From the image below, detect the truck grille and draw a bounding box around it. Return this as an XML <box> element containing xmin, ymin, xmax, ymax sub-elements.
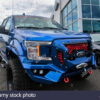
<box><xmin>65</xmin><ymin>43</ymin><xmax>88</xmax><ymax>54</ymax></box>
<box><xmin>56</xmin><ymin>43</ymin><xmax>91</xmax><ymax>66</ymax></box>
<box><xmin>56</xmin><ymin>43</ymin><xmax>89</xmax><ymax>64</ymax></box>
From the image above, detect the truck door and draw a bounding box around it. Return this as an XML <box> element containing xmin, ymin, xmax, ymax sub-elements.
<box><xmin>0</xmin><ymin>17</ymin><xmax>11</xmax><ymax>43</ymax></box>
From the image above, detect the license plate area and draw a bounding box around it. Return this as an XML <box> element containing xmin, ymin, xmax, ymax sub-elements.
<box><xmin>81</xmin><ymin>71</ymin><xmax>88</xmax><ymax>77</ymax></box>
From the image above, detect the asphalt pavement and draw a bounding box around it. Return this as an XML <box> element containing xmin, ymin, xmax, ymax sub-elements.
<box><xmin>0</xmin><ymin>66</ymin><xmax>100</xmax><ymax>91</ymax></box>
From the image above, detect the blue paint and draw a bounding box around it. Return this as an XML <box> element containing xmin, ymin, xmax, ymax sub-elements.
<box><xmin>45</xmin><ymin>71</ymin><xmax>62</xmax><ymax>82</ymax></box>
<box><xmin>0</xmin><ymin>15</ymin><xmax>97</xmax><ymax>84</ymax></box>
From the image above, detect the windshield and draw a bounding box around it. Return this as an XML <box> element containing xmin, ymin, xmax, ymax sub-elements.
<box><xmin>14</xmin><ymin>16</ymin><xmax>64</xmax><ymax>30</ymax></box>
<box><xmin>90</xmin><ymin>34</ymin><xmax>100</xmax><ymax>42</ymax></box>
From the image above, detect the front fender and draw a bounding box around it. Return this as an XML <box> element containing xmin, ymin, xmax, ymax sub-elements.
<box><xmin>7</xmin><ymin>39</ymin><xmax>24</xmax><ymax>56</ymax></box>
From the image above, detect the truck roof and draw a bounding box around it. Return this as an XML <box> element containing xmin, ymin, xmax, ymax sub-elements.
<box><xmin>12</xmin><ymin>15</ymin><xmax>50</xmax><ymax>19</ymax></box>
<box><xmin>2</xmin><ymin>15</ymin><xmax>50</xmax><ymax>24</ymax></box>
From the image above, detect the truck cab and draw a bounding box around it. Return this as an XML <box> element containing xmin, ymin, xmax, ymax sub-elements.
<box><xmin>0</xmin><ymin>15</ymin><xmax>97</xmax><ymax>90</ymax></box>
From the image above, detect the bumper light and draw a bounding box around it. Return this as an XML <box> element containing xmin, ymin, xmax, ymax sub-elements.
<box><xmin>39</xmin><ymin>70</ymin><xmax>44</xmax><ymax>75</ymax></box>
<box><xmin>32</xmin><ymin>69</ymin><xmax>50</xmax><ymax>76</ymax></box>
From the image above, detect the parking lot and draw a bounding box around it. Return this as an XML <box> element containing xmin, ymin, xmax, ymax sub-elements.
<box><xmin>0</xmin><ymin>66</ymin><xmax>100</xmax><ymax>91</ymax></box>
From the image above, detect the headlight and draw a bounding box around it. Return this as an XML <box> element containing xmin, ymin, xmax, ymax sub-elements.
<box><xmin>24</xmin><ymin>41</ymin><xmax>52</xmax><ymax>61</ymax></box>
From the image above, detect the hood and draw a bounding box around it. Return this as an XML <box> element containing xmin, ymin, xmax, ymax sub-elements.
<box><xmin>93</xmin><ymin>43</ymin><xmax>100</xmax><ymax>50</ymax></box>
<box><xmin>14</xmin><ymin>29</ymin><xmax>90</xmax><ymax>41</ymax></box>
<box><xmin>90</xmin><ymin>34</ymin><xmax>100</xmax><ymax>42</ymax></box>
<box><xmin>90</xmin><ymin>34</ymin><xmax>100</xmax><ymax>50</ymax></box>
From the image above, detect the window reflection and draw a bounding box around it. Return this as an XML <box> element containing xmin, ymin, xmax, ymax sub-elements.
<box><xmin>73</xmin><ymin>21</ymin><xmax>78</xmax><ymax>32</ymax></box>
<box><xmin>68</xmin><ymin>2</ymin><xmax>72</xmax><ymax>13</ymax></box>
<box><xmin>82</xmin><ymin>5</ymin><xmax>91</xmax><ymax>18</ymax></box>
<box><xmin>82</xmin><ymin>0</ymin><xmax>90</xmax><ymax>4</ymax></box>
<box><xmin>72</xmin><ymin>0</ymin><xmax>77</xmax><ymax>9</ymax></box>
<box><xmin>68</xmin><ymin>13</ymin><xmax>72</xmax><ymax>25</ymax></box>
<box><xmin>83</xmin><ymin>20</ymin><xmax>92</xmax><ymax>33</ymax></box>
<box><xmin>92</xmin><ymin>6</ymin><xmax>100</xmax><ymax>18</ymax></box>
<box><xmin>91</xmin><ymin>0</ymin><xmax>99</xmax><ymax>5</ymax></box>
<box><xmin>92</xmin><ymin>20</ymin><xmax>100</xmax><ymax>32</ymax></box>
<box><xmin>82</xmin><ymin>0</ymin><xmax>100</xmax><ymax>33</ymax></box>
<box><xmin>73</xmin><ymin>8</ymin><xmax>78</xmax><ymax>21</ymax></box>
<box><xmin>62</xmin><ymin>0</ymin><xmax>77</xmax><ymax>32</ymax></box>
<box><xmin>68</xmin><ymin>25</ymin><xmax>72</xmax><ymax>31</ymax></box>
<box><xmin>63</xmin><ymin>7</ymin><xmax>67</xmax><ymax>17</ymax></box>
<box><xmin>63</xmin><ymin>17</ymin><xmax>67</xmax><ymax>27</ymax></box>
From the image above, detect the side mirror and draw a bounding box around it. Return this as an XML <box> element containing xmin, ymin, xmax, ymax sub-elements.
<box><xmin>0</xmin><ymin>26</ymin><xmax>8</xmax><ymax>34</ymax></box>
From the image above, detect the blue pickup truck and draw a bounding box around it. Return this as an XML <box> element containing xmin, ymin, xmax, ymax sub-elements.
<box><xmin>0</xmin><ymin>15</ymin><xmax>97</xmax><ymax>90</ymax></box>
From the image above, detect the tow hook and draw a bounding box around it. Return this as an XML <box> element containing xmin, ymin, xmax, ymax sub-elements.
<box><xmin>64</xmin><ymin>77</ymin><xmax>69</xmax><ymax>83</ymax></box>
<box><xmin>88</xmin><ymin>70</ymin><xmax>93</xmax><ymax>75</ymax></box>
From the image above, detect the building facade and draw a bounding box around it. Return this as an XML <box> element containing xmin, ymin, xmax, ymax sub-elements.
<box><xmin>52</xmin><ymin>0</ymin><xmax>100</xmax><ymax>33</ymax></box>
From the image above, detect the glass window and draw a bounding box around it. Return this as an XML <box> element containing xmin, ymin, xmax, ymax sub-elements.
<box><xmin>68</xmin><ymin>1</ymin><xmax>72</xmax><ymax>13</ymax></box>
<box><xmin>60</xmin><ymin>12</ymin><xmax>63</xmax><ymax>25</ymax></box>
<box><xmin>5</xmin><ymin>18</ymin><xmax>12</xmax><ymax>30</ymax></box>
<box><xmin>63</xmin><ymin>17</ymin><xmax>67</xmax><ymax>27</ymax></box>
<box><xmin>92</xmin><ymin>20</ymin><xmax>100</xmax><ymax>33</ymax></box>
<box><xmin>2</xmin><ymin>19</ymin><xmax>8</xmax><ymax>27</ymax></box>
<box><xmin>91</xmin><ymin>0</ymin><xmax>99</xmax><ymax>5</ymax></box>
<box><xmin>63</xmin><ymin>7</ymin><xmax>67</xmax><ymax>17</ymax></box>
<box><xmin>92</xmin><ymin>6</ymin><xmax>100</xmax><ymax>18</ymax></box>
<box><xmin>72</xmin><ymin>0</ymin><xmax>77</xmax><ymax>9</ymax></box>
<box><xmin>81</xmin><ymin>0</ymin><xmax>90</xmax><ymax>4</ymax></box>
<box><xmin>73</xmin><ymin>21</ymin><xmax>78</xmax><ymax>32</ymax></box>
<box><xmin>68</xmin><ymin>25</ymin><xmax>72</xmax><ymax>31</ymax></box>
<box><xmin>73</xmin><ymin>8</ymin><xmax>78</xmax><ymax>21</ymax></box>
<box><xmin>15</xmin><ymin>16</ymin><xmax>64</xmax><ymax>29</ymax></box>
<box><xmin>63</xmin><ymin>18</ymin><xmax>65</xmax><ymax>26</ymax></box>
<box><xmin>82</xmin><ymin>5</ymin><xmax>91</xmax><ymax>18</ymax></box>
<box><xmin>67</xmin><ymin>13</ymin><xmax>72</xmax><ymax>25</ymax></box>
<box><xmin>83</xmin><ymin>20</ymin><xmax>92</xmax><ymax>33</ymax></box>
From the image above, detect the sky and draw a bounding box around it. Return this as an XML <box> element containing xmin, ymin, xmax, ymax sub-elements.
<box><xmin>0</xmin><ymin>0</ymin><xmax>55</xmax><ymax>24</ymax></box>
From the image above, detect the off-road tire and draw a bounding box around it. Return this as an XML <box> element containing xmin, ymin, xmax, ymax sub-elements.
<box><xmin>7</xmin><ymin>58</ymin><xmax>34</xmax><ymax>90</ymax></box>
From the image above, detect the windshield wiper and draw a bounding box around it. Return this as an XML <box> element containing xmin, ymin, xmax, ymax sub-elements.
<box><xmin>15</xmin><ymin>26</ymin><xmax>42</xmax><ymax>29</ymax></box>
<box><xmin>42</xmin><ymin>27</ymin><xmax>68</xmax><ymax>30</ymax></box>
<box><xmin>15</xmin><ymin>26</ymin><xmax>68</xmax><ymax>30</ymax></box>
<box><xmin>42</xmin><ymin>27</ymin><xmax>63</xmax><ymax>30</ymax></box>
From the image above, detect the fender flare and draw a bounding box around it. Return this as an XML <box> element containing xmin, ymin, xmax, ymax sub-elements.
<box><xmin>6</xmin><ymin>39</ymin><xmax>24</xmax><ymax>56</ymax></box>
<box><xmin>6</xmin><ymin>46</ymin><xmax>19</xmax><ymax>56</ymax></box>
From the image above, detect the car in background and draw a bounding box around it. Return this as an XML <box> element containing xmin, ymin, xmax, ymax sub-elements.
<box><xmin>91</xmin><ymin>34</ymin><xmax>100</xmax><ymax>69</ymax></box>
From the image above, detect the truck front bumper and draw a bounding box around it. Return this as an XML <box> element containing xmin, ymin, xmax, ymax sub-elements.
<box><xmin>19</xmin><ymin>54</ymin><xmax>97</xmax><ymax>84</ymax></box>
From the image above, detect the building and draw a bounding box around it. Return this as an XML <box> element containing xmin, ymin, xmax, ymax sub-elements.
<box><xmin>52</xmin><ymin>0</ymin><xmax>100</xmax><ymax>33</ymax></box>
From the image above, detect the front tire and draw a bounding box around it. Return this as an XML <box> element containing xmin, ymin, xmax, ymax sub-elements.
<box><xmin>7</xmin><ymin>58</ymin><xmax>34</xmax><ymax>90</ymax></box>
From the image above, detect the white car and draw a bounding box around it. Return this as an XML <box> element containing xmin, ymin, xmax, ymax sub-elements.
<box><xmin>91</xmin><ymin>34</ymin><xmax>100</xmax><ymax>69</ymax></box>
